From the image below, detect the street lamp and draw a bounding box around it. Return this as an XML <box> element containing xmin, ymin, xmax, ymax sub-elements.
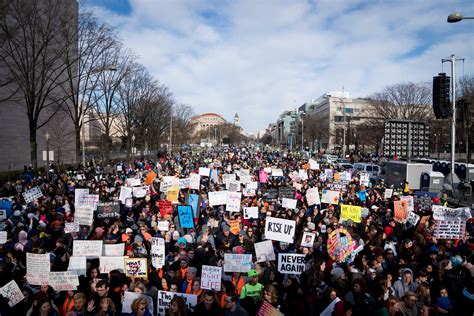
<box><xmin>131</xmin><ymin>134</ymin><xmax>135</xmax><ymax>160</ymax></box>
<box><xmin>81</xmin><ymin>65</ymin><xmax>117</xmax><ymax>168</ymax></box>
<box><xmin>447</xmin><ymin>12</ymin><xmax>474</xmax><ymax>23</ymax></box>
<box><xmin>45</xmin><ymin>132</ymin><xmax>50</xmax><ymax>181</ymax></box>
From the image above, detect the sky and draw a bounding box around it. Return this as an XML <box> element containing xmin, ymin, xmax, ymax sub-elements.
<box><xmin>86</xmin><ymin>0</ymin><xmax>474</xmax><ymax>134</ymax></box>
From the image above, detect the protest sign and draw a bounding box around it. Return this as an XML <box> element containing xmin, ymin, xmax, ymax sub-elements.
<box><xmin>325</xmin><ymin>169</ymin><xmax>333</xmax><ymax>180</ymax></box>
<box><xmin>210</xmin><ymin>169</ymin><xmax>219</xmax><ymax>184</ymax></box>
<box><xmin>320</xmin><ymin>297</ymin><xmax>341</xmax><ymax>316</ymax></box>
<box><xmin>208</xmin><ymin>191</ymin><xmax>228</xmax><ymax>206</ymax></box>
<box><xmin>126</xmin><ymin>178</ymin><xmax>141</xmax><ymax>187</ymax></box>
<box><xmin>288</xmin><ymin>170</ymin><xmax>300</xmax><ymax>182</ymax></box>
<box><xmin>327</xmin><ymin>181</ymin><xmax>348</xmax><ymax>192</ymax></box>
<box><xmin>26</xmin><ymin>253</ymin><xmax>50</xmax><ymax>285</ymax></box>
<box><xmin>293</xmin><ymin>182</ymin><xmax>302</xmax><ymax>191</ymax></box>
<box><xmin>158</xmin><ymin>200</ymin><xmax>172</xmax><ymax>218</ymax></box>
<box><xmin>125</xmin><ymin>258</ymin><xmax>148</xmax><ymax>278</ymax></box>
<box><xmin>321</xmin><ymin>190</ymin><xmax>340</xmax><ymax>205</ymax></box>
<box><xmin>228</xmin><ymin>181</ymin><xmax>241</xmax><ymax>192</ymax></box>
<box><xmin>298</xmin><ymin>169</ymin><xmax>308</xmax><ymax>181</ymax></box>
<box><xmin>243</xmin><ymin>188</ymin><xmax>256</xmax><ymax>197</ymax></box>
<box><xmin>132</xmin><ymin>186</ymin><xmax>148</xmax><ymax>198</ymax></box>
<box><xmin>257</xmin><ymin>300</ymin><xmax>284</xmax><ymax>316</ymax></box>
<box><xmin>0</xmin><ymin>231</ymin><xmax>7</xmax><ymax>244</ymax></box>
<box><xmin>306</xmin><ymin>187</ymin><xmax>321</xmax><ymax>205</ymax></box>
<box><xmin>189</xmin><ymin>173</ymin><xmax>201</xmax><ymax>190</ymax></box>
<box><xmin>227</xmin><ymin>219</ymin><xmax>240</xmax><ymax>235</ymax></box>
<box><xmin>160</xmin><ymin>176</ymin><xmax>177</xmax><ymax>193</ymax></box>
<box><xmin>0</xmin><ymin>280</ymin><xmax>24</xmax><ymax>307</ymax></box>
<box><xmin>64</xmin><ymin>222</ymin><xmax>80</xmax><ymax>234</ymax></box>
<box><xmin>74</xmin><ymin>205</ymin><xmax>94</xmax><ymax>226</ymax></box>
<box><xmin>340</xmin><ymin>204</ymin><xmax>362</xmax><ymax>223</ymax></box>
<box><xmin>68</xmin><ymin>256</ymin><xmax>86</xmax><ymax>276</ymax></box>
<box><xmin>262</xmin><ymin>188</ymin><xmax>278</xmax><ymax>201</ymax></box>
<box><xmin>432</xmin><ymin>205</ymin><xmax>471</xmax><ymax>221</ymax></box>
<box><xmin>223</xmin><ymin>173</ymin><xmax>236</xmax><ymax>184</ymax></box>
<box><xmin>309</xmin><ymin>159</ymin><xmax>319</xmax><ymax>170</ymax></box>
<box><xmin>239</xmin><ymin>175</ymin><xmax>253</xmax><ymax>184</ymax></box>
<box><xmin>359</xmin><ymin>173</ymin><xmax>370</xmax><ymax>186</ymax></box>
<box><xmin>178</xmin><ymin>178</ymin><xmax>191</xmax><ymax>189</ymax></box>
<box><xmin>102</xmin><ymin>244</ymin><xmax>124</xmax><ymax>257</ymax></box>
<box><xmin>357</xmin><ymin>190</ymin><xmax>367</xmax><ymax>202</ymax></box>
<box><xmin>301</xmin><ymin>232</ymin><xmax>316</xmax><ymax>247</ymax></box>
<box><xmin>243</xmin><ymin>206</ymin><xmax>259</xmax><ymax>219</ymax></box>
<box><xmin>145</xmin><ymin>170</ymin><xmax>157</xmax><ymax>185</ymax></box>
<box><xmin>151</xmin><ymin>237</ymin><xmax>165</xmax><ymax>268</ymax></box>
<box><xmin>278</xmin><ymin>253</ymin><xmax>305</xmax><ymax>274</ymax></box>
<box><xmin>265</xmin><ymin>217</ymin><xmax>295</xmax><ymax>243</ymax></box>
<box><xmin>73</xmin><ymin>240</ymin><xmax>103</xmax><ymax>257</ymax></box>
<box><xmin>226</xmin><ymin>191</ymin><xmax>242</xmax><ymax>213</ymax></box>
<box><xmin>158</xmin><ymin>221</ymin><xmax>169</xmax><ymax>231</ymax></box>
<box><xmin>259</xmin><ymin>170</ymin><xmax>269</xmax><ymax>183</ymax></box>
<box><xmin>178</xmin><ymin>205</ymin><xmax>194</xmax><ymax>229</ymax></box>
<box><xmin>434</xmin><ymin>220</ymin><xmax>466</xmax><ymax>239</ymax></box>
<box><xmin>271</xmin><ymin>168</ymin><xmax>284</xmax><ymax>177</ymax></box>
<box><xmin>96</xmin><ymin>201</ymin><xmax>120</xmax><ymax>218</ymax></box>
<box><xmin>157</xmin><ymin>291</ymin><xmax>197</xmax><ymax>315</ymax></box>
<box><xmin>74</xmin><ymin>188</ymin><xmax>89</xmax><ymax>206</ymax></box>
<box><xmin>119</xmin><ymin>187</ymin><xmax>133</xmax><ymax>204</ymax></box>
<box><xmin>76</xmin><ymin>194</ymin><xmax>99</xmax><ymax>209</ymax></box>
<box><xmin>247</xmin><ymin>181</ymin><xmax>258</xmax><ymax>190</ymax></box>
<box><xmin>394</xmin><ymin>200</ymin><xmax>408</xmax><ymax>223</ymax></box>
<box><xmin>279</xmin><ymin>187</ymin><xmax>296</xmax><ymax>199</ymax></box>
<box><xmin>199</xmin><ymin>167</ymin><xmax>210</xmax><ymax>177</ymax></box>
<box><xmin>255</xmin><ymin>240</ymin><xmax>275</xmax><ymax>262</ymax></box>
<box><xmin>281</xmin><ymin>198</ymin><xmax>297</xmax><ymax>209</ymax></box>
<box><xmin>401</xmin><ymin>195</ymin><xmax>414</xmax><ymax>212</ymax></box>
<box><xmin>122</xmin><ymin>292</ymin><xmax>154</xmax><ymax>315</ymax></box>
<box><xmin>116</xmin><ymin>164</ymin><xmax>123</xmax><ymax>172</ymax></box>
<box><xmin>223</xmin><ymin>254</ymin><xmax>252</xmax><ymax>273</ymax></box>
<box><xmin>201</xmin><ymin>265</ymin><xmax>222</xmax><ymax>291</ymax></box>
<box><xmin>99</xmin><ymin>256</ymin><xmax>126</xmax><ymax>273</ymax></box>
<box><xmin>327</xmin><ymin>228</ymin><xmax>354</xmax><ymax>263</ymax></box>
<box><xmin>22</xmin><ymin>186</ymin><xmax>43</xmax><ymax>204</ymax></box>
<box><xmin>49</xmin><ymin>272</ymin><xmax>79</xmax><ymax>291</ymax></box>
<box><xmin>187</xmin><ymin>194</ymin><xmax>200</xmax><ymax>218</ymax></box>
<box><xmin>406</xmin><ymin>211</ymin><xmax>420</xmax><ymax>227</ymax></box>
<box><xmin>336</xmin><ymin>172</ymin><xmax>352</xmax><ymax>182</ymax></box>
<box><xmin>384</xmin><ymin>189</ymin><xmax>393</xmax><ymax>199</ymax></box>
<box><xmin>125</xmin><ymin>198</ymin><xmax>133</xmax><ymax>208</ymax></box>
<box><xmin>414</xmin><ymin>192</ymin><xmax>436</xmax><ymax>211</ymax></box>
<box><xmin>167</xmin><ymin>187</ymin><xmax>179</xmax><ymax>203</ymax></box>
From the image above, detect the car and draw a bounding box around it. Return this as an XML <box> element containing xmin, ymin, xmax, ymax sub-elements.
<box><xmin>352</xmin><ymin>163</ymin><xmax>381</xmax><ymax>180</ymax></box>
<box><xmin>338</xmin><ymin>163</ymin><xmax>353</xmax><ymax>170</ymax></box>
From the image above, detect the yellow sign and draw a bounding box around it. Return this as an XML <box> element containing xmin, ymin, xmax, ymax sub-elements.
<box><xmin>340</xmin><ymin>204</ymin><xmax>362</xmax><ymax>223</ymax></box>
<box><xmin>167</xmin><ymin>187</ymin><xmax>179</xmax><ymax>203</ymax></box>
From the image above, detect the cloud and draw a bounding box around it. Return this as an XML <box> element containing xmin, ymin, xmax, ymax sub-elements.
<box><xmin>86</xmin><ymin>0</ymin><xmax>474</xmax><ymax>134</ymax></box>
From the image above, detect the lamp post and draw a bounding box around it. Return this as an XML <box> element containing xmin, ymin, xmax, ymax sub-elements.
<box><xmin>447</xmin><ymin>12</ymin><xmax>474</xmax><ymax>23</ymax></box>
<box><xmin>131</xmin><ymin>134</ymin><xmax>135</xmax><ymax>160</ymax></box>
<box><xmin>45</xmin><ymin>132</ymin><xmax>50</xmax><ymax>181</ymax></box>
<box><xmin>81</xmin><ymin>65</ymin><xmax>117</xmax><ymax>168</ymax></box>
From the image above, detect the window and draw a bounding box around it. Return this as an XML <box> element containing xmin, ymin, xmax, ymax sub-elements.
<box><xmin>366</xmin><ymin>166</ymin><xmax>373</xmax><ymax>171</ymax></box>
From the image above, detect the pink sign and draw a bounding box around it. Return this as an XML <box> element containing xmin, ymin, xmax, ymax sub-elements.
<box><xmin>259</xmin><ymin>170</ymin><xmax>268</xmax><ymax>183</ymax></box>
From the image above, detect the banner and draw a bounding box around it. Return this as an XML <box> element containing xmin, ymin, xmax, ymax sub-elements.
<box><xmin>226</xmin><ymin>192</ymin><xmax>242</xmax><ymax>213</ymax></box>
<box><xmin>178</xmin><ymin>205</ymin><xmax>194</xmax><ymax>229</ymax></box>
<box><xmin>74</xmin><ymin>205</ymin><xmax>94</xmax><ymax>226</ymax></box>
<box><xmin>243</xmin><ymin>206</ymin><xmax>259</xmax><ymax>219</ymax></box>
<box><xmin>340</xmin><ymin>204</ymin><xmax>362</xmax><ymax>223</ymax></box>
<box><xmin>321</xmin><ymin>190</ymin><xmax>340</xmax><ymax>205</ymax></box>
<box><xmin>306</xmin><ymin>187</ymin><xmax>321</xmax><ymax>205</ymax></box>
<box><xmin>264</xmin><ymin>217</ymin><xmax>296</xmax><ymax>243</ymax></box>
<box><xmin>73</xmin><ymin>240</ymin><xmax>103</xmax><ymax>257</ymax></box>
<box><xmin>145</xmin><ymin>171</ymin><xmax>157</xmax><ymax>185</ymax></box>
<box><xmin>26</xmin><ymin>253</ymin><xmax>50</xmax><ymax>285</ymax></box>
<box><xmin>223</xmin><ymin>254</ymin><xmax>252</xmax><ymax>273</ymax></box>
<box><xmin>157</xmin><ymin>291</ymin><xmax>197</xmax><ymax>315</ymax></box>
<box><xmin>189</xmin><ymin>173</ymin><xmax>201</xmax><ymax>190</ymax></box>
<box><xmin>99</xmin><ymin>256</ymin><xmax>126</xmax><ymax>273</ymax></box>
<box><xmin>122</xmin><ymin>292</ymin><xmax>154</xmax><ymax>315</ymax></box>
<box><xmin>201</xmin><ymin>265</ymin><xmax>222</xmax><ymax>291</ymax></box>
<box><xmin>0</xmin><ymin>280</ymin><xmax>24</xmax><ymax>307</ymax></box>
<box><xmin>102</xmin><ymin>244</ymin><xmax>124</xmax><ymax>257</ymax></box>
<box><xmin>151</xmin><ymin>237</ymin><xmax>165</xmax><ymax>268</ymax></box>
<box><xmin>125</xmin><ymin>258</ymin><xmax>148</xmax><ymax>278</ymax></box>
<box><xmin>208</xmin><ymin>191</ymin><xmax>228</xmax><ymax>206</ymax></box>
<box><xmin>96</xmin><ymin>201</ymin><xmax>120</xmax><ymax>218</ymax></box>
<box><xmin>281</xmin><ymin>198</ymin><xmax>297</xmax><ymax>209</ymax></box>
<box><xmin>278</xmin><ymin>253</ymin><xmax>305</xmax><ymax>274</ymax></box>
<box><xmin>22</xmin><ymin>186</ymin><xmax>43</xmax><ymax>204</ymax></box>
<box><xmin>394</xmin><ymin>200</ymin><xmax>408</xmax><ymax>223</ymax></box>
<box><xmin>255</xmin><ymin>240</ymin><xmax>275</xmax><ymax>262</ymax></box>
<box><xmin>187</xmin><ymin>194</ymin><xmax>200</xmax><ymax>218</ymax></box>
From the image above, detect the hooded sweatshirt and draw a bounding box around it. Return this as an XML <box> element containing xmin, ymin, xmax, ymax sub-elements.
<box><xmin>393</xmin><ymin>268</ymin><xmax>418</xmax><ymax>299</ymax></box>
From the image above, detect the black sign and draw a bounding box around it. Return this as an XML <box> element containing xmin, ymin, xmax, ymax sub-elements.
<box><xmin>262</xmin><ymin>188</ymin><xmax>278</xmax><ymax>201</ymax></box>
<box><xmin>383</xmin><ymin>120</ymin><xmax>430</xmax><ymax>158</ymax></box>
<box><xmin>279</xmin><ymin>187</ymin><xmax>296</xmax><ymax>199</ymax></box>
<box><xmin>414</xmin><ymin>191</ymin><xmax>437</xmax><ymax>212</ymax></box>
<box><xmin>96</xmin><ymin>201</ymin><xmax>120</xmax><ymax>218</ymax></box>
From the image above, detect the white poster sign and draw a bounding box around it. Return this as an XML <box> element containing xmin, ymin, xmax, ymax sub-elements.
<box><xmin>321</xmin><ymin>189</ymin><xmax>340</xmax><ymax>205</ymax></box>
<box><xmin>157</xmin><ymin>291</ymin><xmax>197</xmax><ymax>315</ymax></box>
<box><xmin>226</xmin><ymin>192</ymin><xmax>241</xmax><ymax>213</ymax></box>
<box><xmin>254</xmin><ymin>240</ymin><xmax>275</xmax><ymax>262</ymax></box>
<box><xmin>384</xmin><ymin>189</ymin><xmax>393</xmax><ymax>199</ymax></box>
<box><xmin>246</xmin><ymin>182</ymin><xmax>258</xmax><ymax>190</ymax></box>
<box><xmin>309</xmin><ymin>159</ymin><xmax>319</xmax><ymax>170</ymax></box>
<box><xmin>179</xmin><ymin>178</ymin><xmax>191</xmax><ymax>189</ymax></box>
<box><xmin>158</xmin><ymin>221</ymin><xmax>169</xmax><ymax>231</ymax></box>
<box><xmin>281</xmin><ymin>198</ymin><xmax>297</xmax><ymax>209</ymax></box>
<box><xmin>102</xmin><ymin>244</ymin><xmax>124</xmax><ymax>257</ymax></box>
<box><xmin>68</xmin><ymin>256</ymin><xmax>86</xmax><ymax>276</ymax></box>
<box><xmin>301</xmin><ymin>232</ymin><xmax>316</xmax><ymax>247</ymax></box>
<box><xmin>243</xmin><ymin>206</ymin><xmax>259</xmax><ymax>219</ymax></box>
<box><xmin>189</xmin><ymin>173</ymin><xmax>201</xmax><ymax>190</ymax></box>
<box><xmin>22</xmin><ymin>186</ymin><xmax>43</xmax><ymax>203</ymax></box>
<box><xmin>278</xmin><ymin>253</ymin><xmax>306</xmax><ymax>274</ymax></box>
<box><xmin>74</xmin><ymin>205</ymin><xmax>94</xmax><ymax>226</ymax></box>
<box><xmin>224</xmin><ymin>254</ymin><xmax>252</xmax><ymax>273</ymax></box>
<box><xmin>132</xmin><ymin>186</ymin><xmax>148</xmax><ymax>198</ymax></box>
<box><xmin>64</xmin><ymin>222</ymin><xmax>80</xmax><ymax>233</ymax></box>
<box><xmin>298</xmin><ymin>169</ymin><xmax>308</xmax><ymax>181</ymax></box>
<box><xmin>0</xmin><ymin>280</ymin><xmax>24</xmax><ymax>307</ymax></box>
<box><xmin>0</xmin><ymin>231</ymin><xmax>7</xmax><ymax>244</ymax></box>
<box><xmin>271</xmin><ymin>169</ymin><xmax>284</xmax><ymax>177</ymax></box>
<box><xmin>74</xmin><ymin>188</ymin><xmax>89</xmax><ymax>206</ymax></box>
<box><xmin>199</xmin><ymin>167</ymin><xmax>211</xmax><ymax>177</ymax></box>
<box><xmin>151</xmin><ymin>237</ymin><xmax>165</xmax><ymax>268</ymax></box>
<box><xmin>100</xmin><ymin>256</ymin><xmax>126</xmax><ymax>273</ymax></box>
<box><xmin>119</xmin><ymin>187</ymin><xmax>133</xmax><ymax>204</ymax></box>
<box><xmin>200</xmin><ymin>265</ymin><xmax>222</xmax><ymax>291</ymax></box>
<box><xmin>264</xmin><ymin>217</ymin><xmax>296</xmax><ymax>243</ymax></box>
<box><xmin>406</xmin><ymin>211</ymin><xmax>420</xmax><ymax>227</ymax></box>
<box><xmin>49</xmin><ymin>271</ymin><xmax>79</xmax><ymax>291</ymax></box>
<box><xmin>401</xmin><ymin>196</ymin><xmax>414</xmax><ymax>212</ymax></box>
<box><xmin>77</xmin><ymin>194</ymin><xmax>99</xmax><ymax>209</ymax></box>
<box><xmin>26</xmin><ymin>253</ymin><xmax>50</xmax><ymax>285</ymax></box>
<box><xmin>73</xmin><ymin>240</ymin><xmax>103</xmax><ymax>257</ymax></box>
<box><xmin>126</xmin><ymin>178</ymin><xmax>142</xmax><ymax>187</ymax></box>
<box><xmin>306</xmin><ymin>187</ymin><xmax>321</xmax><ymax>205</ymax></box>
<box><xmin>208</xmin><ymin>191</ymin><xmax>228</xmax><ymax>206</ymax></box>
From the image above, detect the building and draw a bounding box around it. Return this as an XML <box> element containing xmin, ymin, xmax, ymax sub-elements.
<box><xmin>276</xmin><ymin>110</ymin><xmax>299</xmax><ymax>147</ymax></box>
<box><xmin>233</xmin><ymin>113</ymin><xmax>240</xmax><ymax>126</ymax></box>
<box><xmin>190</xmin><ymin>113</ymin><xmax>227</xmax><ymax>135</ymax></box>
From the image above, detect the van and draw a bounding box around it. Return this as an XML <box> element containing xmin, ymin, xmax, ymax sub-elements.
<box><xmin>352</xmin><ymin>163</ymin><xmax>381</xmax><ymax>179</ymax></box>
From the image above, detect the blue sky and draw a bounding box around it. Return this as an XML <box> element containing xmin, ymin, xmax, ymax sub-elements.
<box><xmin>86</xmin><ymin>0</ymin><xmax>474</xmax><ymax>134</ymax></box>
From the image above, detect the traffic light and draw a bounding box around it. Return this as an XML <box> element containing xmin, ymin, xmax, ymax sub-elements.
<box><xmin>432</xmin><ymin>73</ymin><xmax>451</xmax><ymax>119</ymax></box>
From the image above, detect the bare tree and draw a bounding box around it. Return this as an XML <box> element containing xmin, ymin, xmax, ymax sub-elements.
<box><xmin>0</xmin><ymin>0</ymin><xmax>76</xmax><ymax>169</ymax></box>
<box><xmin>304</xmin><ymin>114</ymin><xmax>333</xmax><ymax>151</ymax></box>
<box><xmin>171</xmin><ymin>104</ymin><xmax>195</xmax><ymax>147</ymax></box>
<box><xmin>46</xmin><ymin>111</ymin><xmax>76</xmax><ymax>165</ymax></box>
<box><xmin>457</xmin><ymin>75</ymin><xmax>474</xmax><ymax>163</ymax></box>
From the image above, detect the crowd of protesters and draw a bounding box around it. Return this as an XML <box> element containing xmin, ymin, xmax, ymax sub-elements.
<box><xmin>0</xmin><ymin>145</ymin><xmax>472</xmax><ymax>316</ymax></box>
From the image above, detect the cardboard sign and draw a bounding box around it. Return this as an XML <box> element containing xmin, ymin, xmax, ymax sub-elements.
<box><xmin>201</xmin><ymin>265</ymin><xmax>222</xmax><ymax>291</ymax></box>
<box><xmin>158</xmin><ymin>200</ymin><xmax>173</xmax><ymax>218</ymax></box>
<box><xmin>102</xmin><ymin>244</ymin><xmax>124</xmax><ymax>257</ymax></box>
<box><xmin>49</xmin><ymin>271</ymin><xmax>79</xmax><ymax>291</ymax></box>
<box><xmin>189</xmin><ymin>173</ymin><xmax>201</xmax><ymax>190</ymax></box>
<box><xmin>226</xmin><ymin>192</ymin><xmax>242</xmax><ymax>213</ymax></box>
<box><xmin>179</xmin><ymin>178</ymin><xmax>191</xmax><ymax>189</ymax></box>
<box><xmin>243</xmin><ymin>206</ymin><xmax>259</xmax><ymax>219</ymax></box>
<box><xmin>122</xmin><ymin>292</ymin><xmax>154</xmax><ymax>315</ymax></box>
<box><xmin>259</xmin><ymin>170</ymin><xmax>269</xmax><ymax>183</ymax></box>
<box><xmin>74</xmin><ymin>205</ymin><xmax>94</xmax><ymax>226</ymax></box>
<box><xmin>384</xmin><ymin>189</ymin><xmax>393</xmax><ymax>199</ymax></box>
<box><xmin>227</xmin><ymin>219</ymin><xmax>240</xmax><ymax>235</ymax></box>
<box><xmin>278</xmin><ymin>253</ymin><xmax>305</xmax><ymax>274</ymax></box>
<box><xmin>223</xmin><ymin>254</ymin><xmax>252</xmax><ymax>273</ymax></box>
<box><xmin>126</xmin><ymin>178</ymin><xmax>141</xmax><ymax>187</ymax></box>
<box><xmin>125</xmin><ymin>258</ymin><xmax>148</xmax><ymax>278</ymax></box>
<box><xmin>255</xmin><ymin>240</ymin><xmax>276</xmax><ymax>262</ymax></box>
<box><xmin>96</xmin><ymin>201</ymin><xmax>120</xmax><ymax>218</ymax></box>
<box><xmin>321</xmin><ymin>190</ymin><xmax>340</xmax><ymax>205</ymax></box>
<box><xmin>73</xmin><ymin>240</ymin><xmax>103</xmax><ymax>257</ymax></box>
<box><xmin>167</xmin><ymin>187</ymin><xmax>179</xmax><ymax>203</ymax></box>
<box><xmin>0</xmin><ymin>231</ymin><xmax>7</xmax><ymax>244</ymax></box>
<box><xmin>151</xmin><ymin>237</ymin><xmax>165</xmax><ymax>268</ymax></box>
<box><xmin>401</xmin><ymin>196</ymin><xmax>414</xmax><ymax>212</ymax></box>
<box><xmin>0</xmin><ymin>280</ymin><xmax>24</xmax><ymax>307</ymax></box>
<box><xmin>281</xmin><ymin>198</ymin><xmax>297</xmax><ymax>209</ymax></box>
<box><xmin>394</xmin><ymin>200</ymin><xmax>408</xmax><ymax>223</ymax></box>
<box><xmin>178</xmin><ymin>205</ymin><xmax>194</xmax><ymax>229</ymax></box>
<box><xmin>340</xmin><ymin>204</ymin><xmax>362</xmax><ymax>223</ymax></box>
<box><xmin>306</xmin><ymin>187</ymin><xmax>321</xmax><ymax>205</ymax></box>
<box><xmin>145</xmin><ymin>171</ymin><xmax>157</xmax><ymax>185</ymax></box>
<box><xmin>301</xmin><ymin>232</ymin><xmax>316</xmax><ymax>247</ymax></box>
<box><xmin>186</xmin><ymin>194</ymin><xmax>200</xmax><ymax>218</ymax></box>
<box><xmin>208</xmin><ymin>191</ymin><xmax>228</xmax><ymax>206</ymax></box>
<box><xmin>68</xmin><ymin>256</ymin><xmax>86</xmax><ymax>276</ymax></box>
<box><xmin>264</xmin><ymin>217</ymin><xmax>296</xmax><ymax>243</ymax></box>
<box><xmin>271</xmin><ymin>168</ymin><xmax>284</xmax><ymax>177</ymax></box>
<box><xmin>199</xmin><ymin>167</ymin><xmax>210</xmax><ymax>177</ymax></box>
<box><xmin>26</xmin><ymin>253</ymin><xmax>50</xmax><ymax>285</ymax></box>
<box><xmin>309</xmin><ymin>159</ymin><xmax>319</xmax><ymax>170</ymax></box>
<box><xmin>327</xmin><ymin>228</ymin><xmax>353</xmax><ymax>263</ymax></box>
<box><xmin>22</xmin><ymin>186</ymin><xmax>43</xmax><ymax>203</ymax></box>
<box><xmin>119</xmin><ymin>187</ymin><xmax>133</xmax><ymax>204</ymax></box>
<box><xmin>99</xmin><ymin>256</ymin><xmax>127</xmax><ymax>273</ymax></box>
<box><xmin>157</xmin><ymin>291</ymin><xmax>197</xmax><ymax>315</ymax></box>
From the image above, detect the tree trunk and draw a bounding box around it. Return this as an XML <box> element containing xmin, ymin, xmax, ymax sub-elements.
<box><xmin>75</xmin><ymin>125</ymin><xmax>81</xmax><ymax>165</ymax></box>
<box><xmin>29</xmin><ymin>122</ymin><xmax>38</xmax><ymax>170</ymax></box>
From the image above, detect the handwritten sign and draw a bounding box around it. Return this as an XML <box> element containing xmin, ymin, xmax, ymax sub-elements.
<box><xmin>394</xmin><ymin>200</ymin><xmax>408</xmax><ymax>223</ymax></box>
<box><xmin>340</xmin><ymin>204</ymin><xmax>362</xmax><ymax>223</ymax></box>
<box><xmin>22</xmin><ymin>186</ymin><xmax>43</xmax><ymax>203</ymax></box>
<box><xmin>255</xmin><ymin>240</ymin><xmax>275</xmax><ymax>262</ymax></box>
<box><xmin>74</xmin><ymin>188</ymin><xmax>89</xmax><ymax>206</ymax></box>
<box><xmin>259</xmin><ymin>170</ymin><xmax>268</xmax><ymax>183</ymax></box>
<box><xmin>73</xmin><ymin>240</ymin><xmax>103</xmax><ymax>257</ymax></box>
<box><xmin>167</xmin><ymin>187</ymin><xmax>179</xmax><ymax>203</ymax></box>
<box><xmin>201</xmin><ymin>265</ymin><xmax>222</xmax><ymax>291</ymax></box>
<box><xmin>76</xmin><ymin>194</ymin><xmax>99</xmax><ymax>209</ymax></box>
<box><xmin>49</xmin><ymin>272</ymin><xmax>79</xmax><ymax>291</ymax></box>
<box><xmin>26</xmin><ymin>253</ymin><xmax>50</xmax><ymax>285</ymax></box>
<box><xmin>384</xmin><ymin>189</ymin><xmax>393</xmax><ymax>199</ymax></box>
<box><xmin>68</xmin><ymin>256</ymin><xmax>86</xmax><ymax>276</ymax></box>
<box><xmin>327</xmin><ymin>228</ymin><xmax>353</xmax><ymax>263</ymax></box>
<box><xmin>158</xmin><ymin>221</ymin><xmax>169</xmax><ymax>231</ymax></box>
<box><xmin>279</xmin><ymin>187</ymin><xmax>296</xmax><ymax>199</ymax></box>
<box><xmin>278</xmin><ymin>253</ymin><xmax>305</xmax><ymax>274</ymax></box>
<box><xmin>96</xmin><ymin>201</ymin><xmax>120</xmax><ymax>218</ymax></box>
<box><xmin>281</xmin><ymin>198</ymin><xmax>297</xmax><ymax>209</ymax></box>
<box><xmin>309</xmin><ymin>159</ymin><xmax>319</xmax><ymax>170</ymax></box>
<box><xmin>126</xmin><ymin>178</ymin><xmax>141</xmax><ymax>187</ymax></box>
<box><xmin>306</xmin><ymin>187</ymin><xmax>321</xmax><ymax>206</ymax></box>
<box><xmin>179</xmin><ymin>178</ymin><xmax>191</xmax><ymax>189</ymax></box>
<box><xmin>321</xmin><ymin>190</ymin><xmax>340</xmax><ymax>205</ymax></box>
<box><xmin>145</xmin><ymin>171</ymin><xmax>157</xmax><ymax>185</ymax></box>
<box><xmin>187</xmin><ymin>194</ymin><xmax>200</xmax><ymax>218</ymax></box>
<box><xmin>224</xmin><ymin>254</ymin><xmax>252</xmax><ymax>273</ymax></box>
<box><xmin>74</xmin><ymin>205</ymin><xmax>94</xmax><ymax>226</ymax></box>
<box><xmin>189</xmin><ymin>173</ymin><xmax>201</xmax><ymax>190</ymax></box>
<box><xmin>64</xmin><ymin>222</ymin><xmax>80</xmax><ymax>234</ymax></box>
<box><xmin>125</xmin><ymin>258</ymin><xmax>148</xmax><ymax>278</ymax></box>
<box><xmin>434</xmin><ymin>220</ymin><xmax>466</xmax><ymax>240</ymax></box>
<box><xmin>158</xmin><ymin>200</ymin><xmax>172</xmax><ymax>218</ymax></box>
<box><xmin>0</xmin><ymin>280</ymin><xmax>24</xmax><ymax>307</ymax></box>
<box><xmin>401</xmin><ymin>196</ymin><xmax>414</xmax><ymax>212</ymax></box>
<box><xmin>100</xmin><ymin>256</ymin><xmax>126</xmax><ymax>273</ymax></box>
<box><xmin>157</xmin><ymin>291</ymin><xmax>197</xmax><ymax>315</ymax></box>
<box><xmin>271</xmin><ymin>168</ymin><xmax>284</xmax><ymax>177</ymax></box>
<box><xmin>406</xmin><ymin>211</ymin><xmax>420</xmax><ymax>227</ymax></box>
<box><xmin>178</xmin><ymin>205</ymin><xmax>194</xmax><ymax>229</ymax></box>
<box><xmin>132</xmin><ymin>186</ymin><xmax>148</xmax><ymax>198</ymax></box>
<box><xmin>119</xmin><ymin>187</ymin><xmax>133</xmax><ymax>204</ymax></box>
<box><xmin>227</xmin><ymin>219</ymin><xmax>240</xmax><ymax>235</ymax></box>
<box><xmin>265</xmin><ymin>217</ymin><xmax>295</xmax><ymax>243</ymax></box>
<box><xmin>243</xmin><ymin>206</ymin><xmax>259</xmax><ymax>219</ymax></box>
<box><xmin>199</xmin><ymin>167</ymin><xmax>210</xmax><ymax>177</ymax></box>
<box><xmin>151</xmin><ymin>237</ymin><xmax>165</xmax><ymax>268</ymax></box>
<box><xmin>102</xmin><ymin>244</ymin><xmax>124</xmax><ymax>257</ymax></box>
<box><xmin>226</xmin><ymin>192</ymin><xmax>242</xmax><ymax>213</ymax></box>
<box><xmin>208</xmin><ymin>191</ymin><xmax>228</xmax><ymax>206</ymax></box>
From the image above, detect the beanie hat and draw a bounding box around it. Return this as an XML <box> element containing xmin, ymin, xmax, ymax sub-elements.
<box><xmin>450</xmin><ymin>255</ymin><xmax>463</xmax><ymax>268</ymax></box>
<box><xmin>248</xmin><ymin>269</ymin><xmax>259</xmax><ymax>278</ymax></box>
<box><xmin>177</xmin><ymin>237</ymin><xmax>187</xmax><ymax>246</ymax></box>
<box><xmin>134</xmin><ymin>234</ymin><xmax>143</xmax><ymax>244</ymax></box>
<box><xmin>233</xmin><ymin>246</ymin><xmax>245</xmax><ymax>254</ymax></box>
<box><xmin>307</xmin><ymin>222</ymin><xmax>316</xmax><ymax>230</ymax></box>
<box><xmin>331</xmin><ymin>267</ymin><xmax>345</xmax><ymax>281</ymax></box>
